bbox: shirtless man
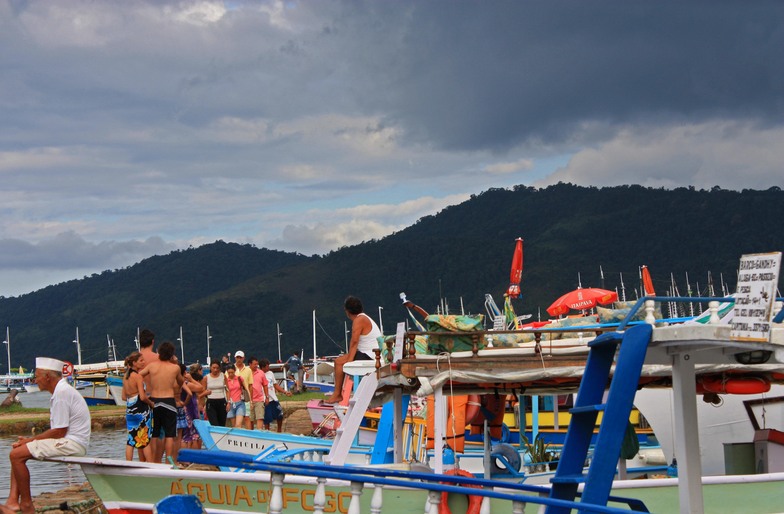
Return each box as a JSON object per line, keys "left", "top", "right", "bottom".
{"left": 139, "top": 341, "right": 183, "bottom": 463}
{"left": 325, "top": 296, "right": 382, "bottom": 404}
{"left": 138, "top": 329, "right": 158, "bottom": 386}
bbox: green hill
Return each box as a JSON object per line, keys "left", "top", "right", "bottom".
{"left": 2, "top": 183, "right": 783, "bottom": 368}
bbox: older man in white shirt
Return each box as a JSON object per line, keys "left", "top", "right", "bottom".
{"left": 1, "top": 357, "right": 90, "bottom": 514}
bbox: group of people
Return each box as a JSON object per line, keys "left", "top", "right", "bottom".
{"left": 121, "top": 330, "right": 295, "bottom": 466}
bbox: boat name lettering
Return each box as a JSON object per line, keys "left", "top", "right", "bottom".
{"left": 169, "top": 481, "right": 350, "bottom": 512}
{"left": 226, "top": 438, "right": 266, "bottom": 450}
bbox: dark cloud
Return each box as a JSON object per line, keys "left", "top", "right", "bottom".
{"left": 327, "top": 1, "right": 784, "bottom": 151}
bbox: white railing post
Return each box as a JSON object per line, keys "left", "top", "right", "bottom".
{"left": 269, "top": 472, "right": 285, "bottom": 514}
{"left": 370, "top": 483, "right": 384, "bottom": 514}
{"left": 645, "top": 299, "right": 656, "bottom": 325}
{"left": 313, "top": 476, "right": 327, "bottom": 514}
{"left": 479, "top": 494, "right": 491, "bottom": 514}
{"left": 425, "top": 489, "right": 441, "bottom": 514}
{"left": 708, "top": 301, "right": 720, "bottom": 324}
{"left": 348, "top": 481, "right": 364, "bottom": 514}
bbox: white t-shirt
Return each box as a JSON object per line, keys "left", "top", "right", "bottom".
{"left": 264, "top": 370, "right": 278, "bottom": 402}
{"left": 357, "top": 312, "right": 383, "bottom": 358}
{"left": 50, "top": 379, "right": 91, "bottom": 450}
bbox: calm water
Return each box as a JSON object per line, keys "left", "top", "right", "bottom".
{"left": 1, "top": 388, "right": 127, "bottom": 500}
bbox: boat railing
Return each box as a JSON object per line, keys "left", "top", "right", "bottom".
{"left": 178, "top": 448, "right": 649, "bottom": 513}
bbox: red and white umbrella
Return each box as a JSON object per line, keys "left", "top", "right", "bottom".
{"left": 546, "top": 287, "right": 618, "bottom": 317}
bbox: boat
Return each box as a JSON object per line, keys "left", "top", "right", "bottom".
{"left": 0, "top": 373, "right": 34, "bottom": 393}
{"left": 50, "top": 251, "right": 784, "bottom": 513}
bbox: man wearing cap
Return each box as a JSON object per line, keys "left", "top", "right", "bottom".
{"left": 2, "top": 358, "right": 90, "bottom": 514}
{"left": 232, "top": 351, "right": 254, "bottom": 429}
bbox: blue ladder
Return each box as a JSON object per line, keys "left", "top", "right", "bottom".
{"left": 546, "top": 324, "right": 652, "bottom": 514}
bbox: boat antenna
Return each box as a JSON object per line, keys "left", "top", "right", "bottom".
{"left": 707, "top": 271, "right": 715, "bottom": 297}
{"left": 720, "top": 273, "right": 728, "bottom": 297}
{"left": 599, "top": 265, "right": 605, "bottom": 290}
{"left": 685, "top": 272, "right": 694, "bottom": 317}
{"left": 619, "top": 272, "right": 626, "bottom": 302}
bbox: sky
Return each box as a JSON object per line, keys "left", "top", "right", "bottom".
{"left": 1, "top": 0, "right": 783, "bottom": 297}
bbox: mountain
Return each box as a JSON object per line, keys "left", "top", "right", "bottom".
{"left": 2, "top": 183, "right": 783, "bottom": 369}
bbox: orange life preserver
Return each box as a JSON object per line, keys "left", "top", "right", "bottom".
{"left": 702, "top": 375, "right": 770, "bottom": 395}
{"left": 439, "top": 468, "right": 483, "bottom": 514}
{"left": 426, "top": 395, "right": 468, "bottom": 453}
{"left": 466, "top": 394, "right": 506, "bottom": 440}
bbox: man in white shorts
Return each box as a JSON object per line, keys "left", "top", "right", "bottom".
{"left": 1, "top": 357, "right": 90, "bottom": 514}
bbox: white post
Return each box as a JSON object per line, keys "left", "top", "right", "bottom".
{"left": 672, "top": 351, "right": 704, "bottom": 513}
{"left": 434, "top": 385, "right": 446, "bottom": 474}
{"left": 277, "top": 323, "right": 282, "bottom": 363}
{"left": 178, "top": 326, "right": 185, "bottom": 362}
{"left": 312, "top": 310, "right": 318, "bottom": 383}
{"left": 3, "top": 327, "right": 10, "bottom": 376}
{"left": 206, "top": 326, "right": 212, "bottom": 365}
{"left": 74, "top": 327, "right": 82, "bottom": 366}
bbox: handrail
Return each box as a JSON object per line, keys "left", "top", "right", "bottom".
{"left": 617, "top": 295, "right": 736, "bottom": 330}
{"left": 178, "top": 449, "right": 649, "bottom": 513}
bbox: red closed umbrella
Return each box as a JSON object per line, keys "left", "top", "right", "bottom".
{"left": 641, "top": 265, "right": 656, "bottom": 296}
{"left": 506, "top": 238, "right": 524, "bottom": 298}
{"left": 546, "top": 287, "right": 618, "bottom": 317}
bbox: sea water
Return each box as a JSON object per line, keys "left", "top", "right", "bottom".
{"left": 0, "top": 389, "right": 127, "bottom": 500}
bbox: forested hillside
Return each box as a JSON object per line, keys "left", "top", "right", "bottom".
{"left": 2, "top": 184, "right": 783, "bottom": 368}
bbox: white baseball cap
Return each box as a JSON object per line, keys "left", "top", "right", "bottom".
{"left": 36, "top": 357, "right": 65, "bottom": 372}
{"left": 234, "top": 350, "right": 245, "bottom": 358}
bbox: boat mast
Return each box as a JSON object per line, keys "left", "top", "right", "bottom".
{"left": 3, "top": 327, "right": 10, "bottom": 377}
{"left": 74, "top": 327, "right": 82, "bottom": 366}
{"left": 178, "top": 326, "right": 185, "bottom": 363}
{"left": 276, "top": 323, "right": 282, "bottom": 363}
{"left": 312, "top": 310, "right": 318, "bottom": 382}
{"left": 206, "top": 326, "right": 211, "bottom": 365}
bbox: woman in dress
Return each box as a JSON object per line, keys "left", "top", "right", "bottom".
{"left": 202, "top": 361, "right": 227, "bottom": 426}
{"left": 224, "top": 365, "right": 245, "bottom": 428}
{"left": 122, "top": 352, "right": 154, "bottom": 461}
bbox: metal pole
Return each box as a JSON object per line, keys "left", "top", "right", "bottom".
{"left": 312, "top": 310, "right": 317, "bottom": 382}
{"left": 179, "top": 326, "right": 184, "bottom": 363}
{"left": 276, "top": 323, "right": 282, "bottom": 363}
{"left": 378, "top": 306, "right": 384, "bottom": 334}
{"left": 206, "top": 326, "right": 212, "bottom": 365}
{"left": 74, "top": 327, "right": 82, "bottom": 366}
{"left": 4, "top": 326, "right": 10, "bottom": 375}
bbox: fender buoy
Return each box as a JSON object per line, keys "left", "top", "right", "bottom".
{"left": 490, "top": 442, "right": 521, "bottom": 475}
{"left": 439, "top": 468, "right": 482, "bottom": 514}
{"left": 702, "top": 376, "right": 770, "bottom": 395}
{"left": 62, "top": 361, "right": 74, "bottom": 377}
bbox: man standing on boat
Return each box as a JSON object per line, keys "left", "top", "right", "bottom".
{"left": 324, "top": 296, "right": 382, "bottom": 404}
{"left": 285, "top": 350, "right": 304, "bottom": 394}
{"left": 2, "top": 357, "right": 90, "bottom": 514}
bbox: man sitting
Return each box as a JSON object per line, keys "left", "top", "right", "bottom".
{"left": 2, "top": 358, "right": 90, "bottom": 514}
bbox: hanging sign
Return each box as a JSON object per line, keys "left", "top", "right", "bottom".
{"left": 731, "top": 252, "right": 782, "bottom": 342}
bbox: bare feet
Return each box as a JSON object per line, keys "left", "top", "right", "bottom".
{"left": 323, "top": 396, "right": 342, "bottom": 404}
{"left": 0, "top": 503, "right": 26, "bottom": 514}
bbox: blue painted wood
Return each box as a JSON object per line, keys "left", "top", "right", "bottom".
{"left": 370, "top": 395, "right": 411, "bottom": 464}
{"left": 546, "top": 325, "right": 652, "bottom": 514}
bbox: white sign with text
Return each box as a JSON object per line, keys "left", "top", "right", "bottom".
{"left": 731, "top": 252, "right": 782, "bottom": 342}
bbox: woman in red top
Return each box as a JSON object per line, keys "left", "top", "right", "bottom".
{"left": 224, "top": 365, "right": 245, "bottom": 428}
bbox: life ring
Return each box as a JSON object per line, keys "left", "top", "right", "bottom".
{"left": 62, "top": 361, "right": 74, "bottom": 377}
{"left": 439, "top": 468, "right": 483, "bottom": 514}
{"left": 702, "top": 375, "right": 770, "bottom": 395}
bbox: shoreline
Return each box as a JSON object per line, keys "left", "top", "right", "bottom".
{"left": 0, "top": 401, "right": 312, "bottom": 436}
